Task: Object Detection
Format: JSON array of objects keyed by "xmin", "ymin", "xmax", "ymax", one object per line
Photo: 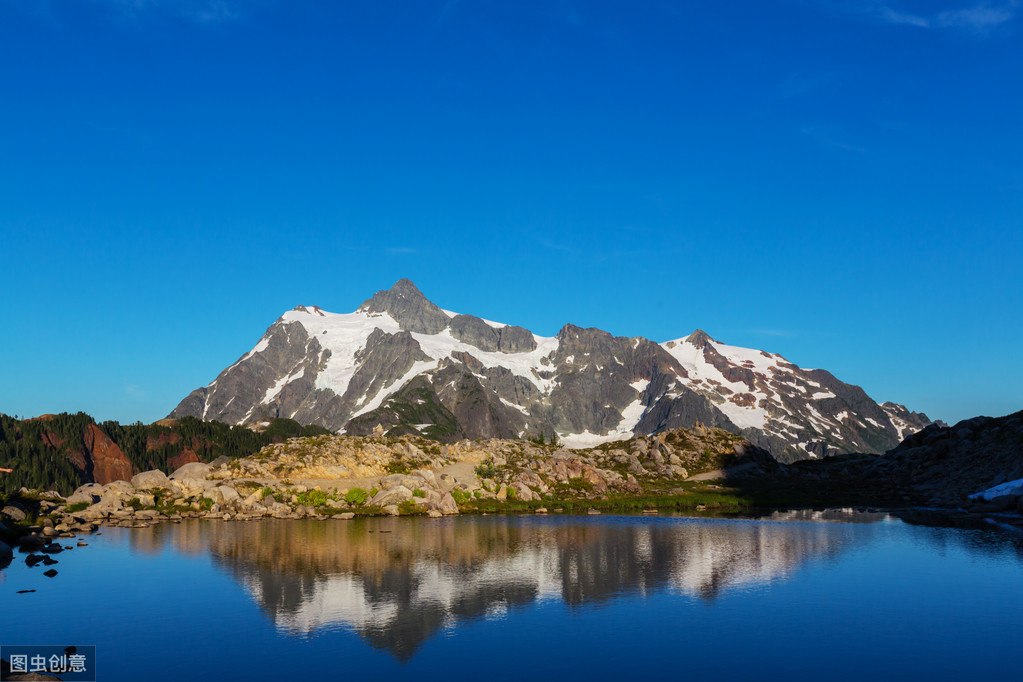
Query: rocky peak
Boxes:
[
  {"xmin": 359, "ymin": 279, "xmax": 450, "ymax": 334},
  {"xmin": 686, "ymin": 329, "xmax": 714, "ymax": 349}
]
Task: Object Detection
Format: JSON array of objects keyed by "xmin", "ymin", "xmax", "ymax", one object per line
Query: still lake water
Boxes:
[{"xmin": 2, "ymin": 512, "xmax": 1022, "ymax": 681}]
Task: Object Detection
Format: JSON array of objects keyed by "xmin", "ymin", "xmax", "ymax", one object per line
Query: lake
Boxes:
[{"xmin": 2, "ymin": 511, "xmax": 1022, "ymax": 681}]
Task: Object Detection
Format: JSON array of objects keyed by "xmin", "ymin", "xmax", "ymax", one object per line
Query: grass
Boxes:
[{"xmin": 65, "ymin": 501, "xmax": 89, "ymax": 513}]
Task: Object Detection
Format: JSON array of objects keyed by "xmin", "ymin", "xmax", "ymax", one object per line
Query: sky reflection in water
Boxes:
[{"xmin": 2, "ymin": 512, "xmax": 1022, "ymax": 681}]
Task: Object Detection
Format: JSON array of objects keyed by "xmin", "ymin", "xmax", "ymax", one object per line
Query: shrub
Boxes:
[
  {"xmin": 474, "ymin": 459, "xmax": 497, "ymax": 479},
  {"xmin": 345, "ymin": 487, "xmax": 368, "ymax": 505},
  {"xmin": 386, "ymin": 461, "xmax": 411, "ymax": 475},
  {"xmin": 412, "ymin": 488, "xmax": 425, "ymax": 498},
  {"xmin": 65, "ymin": 501, "xmax": 89, "ymax": 513},
  {"xmin": 297, "ymin": 489, "xmax": 327, "ymax": 507},
  {"xmin": 451, "ymin": 489, "xmax": 471, "ymax": 505}
]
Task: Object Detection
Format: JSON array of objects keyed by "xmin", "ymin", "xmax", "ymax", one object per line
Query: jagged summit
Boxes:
[
  {"xmin": 684, "ymin": 329, "xmax": 714, "ymax": 348},
  {"xmin": 170, "ymin": 280, "xmax": 937, "ymax": 462},
  {"xmin": 359, "ymin": 279, "xmax": 450, "ymax": 334}
]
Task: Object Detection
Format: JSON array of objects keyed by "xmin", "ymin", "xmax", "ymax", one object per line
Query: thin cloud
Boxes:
[
  {"xmin": 71, "ymin": 0, "xmax": 247, "ymax": 24},
  {"xmin": 936, "ymin": 3, "xmax": 1018, "ymax": 30},
  {"xmin": 807, "ymin": 1, "xmax": 1018, "ymax": 33},
  {"xmin": 386, "ymin": 247, "xmax": 418, "ymax": 255}
]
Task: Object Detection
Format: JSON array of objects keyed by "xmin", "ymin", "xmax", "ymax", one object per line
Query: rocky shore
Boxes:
[
  {"xmin": 0, "ymin": 426, "xmax": 771, "ymax": 548},
  {"xmin": 3, "ymin": 414, "xmax": 1022, "ymax": 567}
]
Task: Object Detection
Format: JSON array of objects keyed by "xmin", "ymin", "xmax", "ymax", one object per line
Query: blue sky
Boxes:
[{"xmin": 1, "ymin": 0, "xmax": 1020, "ymax": 427}]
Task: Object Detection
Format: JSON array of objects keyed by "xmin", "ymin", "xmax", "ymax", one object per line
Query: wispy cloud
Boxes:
[
  {"xmin": 108, "ymin": 0, "xmax": 241, "ymax": 23},
  {"xmin": 935, "ymin": 3, "xmax": 1018, "ymax": 30},
  {"xmin": 807, "ymin": 1, "xmax": 1018, "ymax": 33}
]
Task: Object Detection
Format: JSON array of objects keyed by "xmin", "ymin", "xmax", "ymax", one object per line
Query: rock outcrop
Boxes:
[{"xmin": 82, "ymin": 424, "xmax": 133, "ymax": 485}]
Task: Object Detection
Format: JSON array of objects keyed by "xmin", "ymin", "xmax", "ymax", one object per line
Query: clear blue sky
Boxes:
[{"xmin": 1, "ymin": 0, "xmax": 1020, "ymax": 427}]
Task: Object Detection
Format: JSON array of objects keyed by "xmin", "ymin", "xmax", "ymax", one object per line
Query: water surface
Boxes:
[{"xmin": 2, "ymin": 512, "xmax": 1021, "ymax": 681}]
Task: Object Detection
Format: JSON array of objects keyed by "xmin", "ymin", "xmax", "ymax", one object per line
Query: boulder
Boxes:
[
  {"xmin": 67, "ymin": 483, "xmax": 105, "ymax": 507},
  {"xmin": 382, "ymin": 504, "xmax": 401, "ymax": 516},
  {"xmin": 133, "ymin": 493, "xmax": 156, "ymax": 507},
  {"xmin": 1, "ymin": 505, "xmax": 26, "ymax": 522},
  {"xmin": 241, "ymin": 491, "xmax": 263, "ymax": 508},
  {"xmin": 103, "ymin": 480, "xmax": 134, "ymax": 494},
  {"xmin": 86, "ymin": 491, "xmax": 124, "ymax": 513},
  {"xmin": 517, "ymin": 470, "xmax": 547, "ymax": 491},
  {"xmin": 509, "ymin": 482, "xmax": 535, "ymax": 502},
  {"xmin": 170, "ymin": 462, "xmax": 211, "ymax": 480},
  {"xmin": 438, "ymin": 492, "xmax": 459, "ymax": 515},
  {"xmin": 132, "ymin": 470, "xmax": 171, "ymax": 490},
  {"xmin": 412, "ymin": 469, "xmax": 437, "ymax": 487},
  {"xmin": 0, "ymin": 540, "xmax": 12, "ymax": 559},
  {"xmin": 209, "ymin": 486, "xmax": 242, "ymax": 508},
  {"xmin": 369, "ymin": 485, "xmax": 413, "ymax": 507}
]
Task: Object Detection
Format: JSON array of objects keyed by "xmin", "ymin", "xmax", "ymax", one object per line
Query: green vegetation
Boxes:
[
  {"xmin": 412, "ymin": 488, "xmax": 425, "ymax": 498},
  {"xmin": 0, "ymin": 412, "xmax": 328, "ymax": 495},
  {"xmin": 345, "ymin": 487, "xmax": 369, "ymax": 505},
  {"xmin": 385, "ymin": 461, "xmax": 412, "ymax": 475},
  {"xmin": 295, "ymin": 489, "xmax": 328, "ymax": 507},
  {"xmin": 345, "ymin": 378, "xmax": 465, "ymax": 441},
  {"xmin": 451, "ymin": 489, "xmax": 472, "ymax": 505},
  {"xmin": 474, "ymin": 459, "xmax": 498, "ymax": 479}
]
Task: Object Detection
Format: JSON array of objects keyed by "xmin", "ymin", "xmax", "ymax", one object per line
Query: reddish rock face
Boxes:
[
  {"xmin": 168, "ymin": 448, "xmax": 200, "ymax": 470},
  {"xmin": 83, "ymin": 424, "xmax": 134, "ymax": 484},
  {"xmin": 146, "ymin": 432, "xmax": 183, "ymax": 451},
  {"xmin": 41, "ymin": 431, "xmax": 64, "ymax": 450}
]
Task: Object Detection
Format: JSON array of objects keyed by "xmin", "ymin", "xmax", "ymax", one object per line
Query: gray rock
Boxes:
[
  {"xmin": 509, "ymin": 482, "xmax": 535, "ymax": 502},
  {"xmin": 369, "ymin": 485, "xmax": 413, "ymax": 507},
  {"xmin": 131, "ymin": 470, "xmax": 171, "ymax": 490},
  {"xmin": 170, "ymin": 462, "xmax": 211, "ymax": 480},
  {"xmin": 133, "ymin": 493, "xmax": 156, "ymax": 507},
  {"xmin": 382, "ymin": 504, "xmax": 401, "ymax": 516},
  {"xmin": 209, "ymin": 486, "xmax": 242, "ymax": 508},
  {"xmin": 67, "ymin": 483, "xmax": 104, "ymax": 506},
  {"xmin": 438, "ymin": 492, "xmax": 459, "ymax": 515},
  {"xmin": 1, "ymin": 505, "xmax": 27, "ymax": 522}
]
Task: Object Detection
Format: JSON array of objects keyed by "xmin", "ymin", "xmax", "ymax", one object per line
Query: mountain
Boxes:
[
  {"xmin": 877, "ymin": 409, "xmax": 1023, "ymax": 504},
  {"xmin": 170, "ymin": 279, "xmax": 937, "ymax": 462}
]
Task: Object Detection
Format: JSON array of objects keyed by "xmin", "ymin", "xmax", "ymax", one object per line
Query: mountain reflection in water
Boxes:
[{"xmin": 130, "ymin": 513, "xmax": 893, "ymax": 660}]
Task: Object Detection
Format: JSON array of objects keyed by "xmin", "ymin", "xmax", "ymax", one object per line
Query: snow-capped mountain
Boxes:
[{"xmin": 170, "ymin": 279, "xmax": 935, "ymax": 462}]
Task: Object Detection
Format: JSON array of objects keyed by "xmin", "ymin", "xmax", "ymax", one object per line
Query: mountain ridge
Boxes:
[{"xmin": 171, "ymin": 279, "xmax": 937, "ymax": 462}]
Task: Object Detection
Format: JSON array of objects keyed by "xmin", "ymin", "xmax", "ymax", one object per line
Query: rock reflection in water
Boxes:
[{"xmin": 133, "ymin": 516, "xmax": 881, "ymax": 660}]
